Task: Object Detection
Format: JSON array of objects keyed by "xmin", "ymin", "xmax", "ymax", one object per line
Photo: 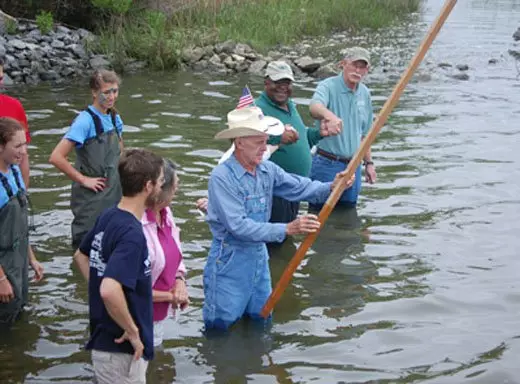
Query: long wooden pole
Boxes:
[{"xmin": 261, "ymin": 0, "xmax": 458, "ymax": 318}]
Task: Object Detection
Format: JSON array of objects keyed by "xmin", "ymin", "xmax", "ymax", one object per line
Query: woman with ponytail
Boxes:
[{"xmin": 49, "ymin": 69, "xmax": 124, "ymax": 248}]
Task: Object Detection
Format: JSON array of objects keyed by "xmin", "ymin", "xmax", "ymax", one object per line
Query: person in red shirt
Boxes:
[{"xmin": 0, "ymin": 58, "xmax": 31, "ymax": 187}]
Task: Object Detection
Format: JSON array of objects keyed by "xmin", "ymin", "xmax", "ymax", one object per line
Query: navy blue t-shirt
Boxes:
[{"xmin": 79, "ymin": 207, "xmax": 154, "ymax": 360}]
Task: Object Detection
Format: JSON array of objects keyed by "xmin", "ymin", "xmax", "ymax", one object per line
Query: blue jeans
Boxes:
[
  {"xmin": 309, "ymin": 154, "xmax": 362, "ymax": 210},
  {"xmin": 203, "ymin": 239, "xmax": 272, "ymax": 330}
]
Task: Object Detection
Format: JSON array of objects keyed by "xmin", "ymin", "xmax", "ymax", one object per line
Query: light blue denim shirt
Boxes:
[
  {"xmin": 207, "ymin": 154, "xmax": 332, "ymax": 244},
  {"xmin": 311, "ymin": 73, "xmax": 373, "ymax": 158}
]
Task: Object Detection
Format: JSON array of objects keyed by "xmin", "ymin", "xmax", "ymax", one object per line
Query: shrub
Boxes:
[{"xmin": 36, "ymin": 10, "xmax": 54, "ymax": 35}]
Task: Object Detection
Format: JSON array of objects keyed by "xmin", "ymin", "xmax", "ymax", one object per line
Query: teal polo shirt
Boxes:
[
  {"xmin": 256, "ymin": 92, "xmax": 322, "ymax": 177},
  {"xmin": 310, "ymin": 73, "xmax": 373, "ymax": 158}
]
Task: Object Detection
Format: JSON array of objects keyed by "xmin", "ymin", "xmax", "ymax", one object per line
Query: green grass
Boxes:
[
  {"xmin": 178, "ymin": 0, "xmax": 420, "ymax": 49},
  {"xmin": 95, "ymin": 0, "xmax": 420, "ymax": 70}
]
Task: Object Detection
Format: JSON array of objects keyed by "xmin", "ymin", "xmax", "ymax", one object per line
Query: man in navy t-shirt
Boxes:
[{"xmin": 74, "ymin": 148, "xmax": 164, "ymax": 384}]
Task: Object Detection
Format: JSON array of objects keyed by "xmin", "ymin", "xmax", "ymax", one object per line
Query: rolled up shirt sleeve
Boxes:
[
  {"xmin": 208, "ymin": 170, "xmax": 287, "ymax": 243},
  {"xmin": 271, "ymin": 162, "xmax": 332, "ymax": 204}
]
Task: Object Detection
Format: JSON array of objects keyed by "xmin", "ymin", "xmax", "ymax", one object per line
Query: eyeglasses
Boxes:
[{"xmin": 347, "ymin": 61, "xmax": 369, "ymax": 70}]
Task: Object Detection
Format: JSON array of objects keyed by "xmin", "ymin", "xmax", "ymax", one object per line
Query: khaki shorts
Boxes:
[{"xmin": 92, "ymin": 350, "xmax": 149, "ymax": 384}]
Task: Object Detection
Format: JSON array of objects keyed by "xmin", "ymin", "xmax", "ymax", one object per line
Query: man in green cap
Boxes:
[
  {"xmin": 255, "ymin": 61, "xmax": 340, "ymax": 226},
  {"xmin": 308, "ymin": 47, "xmax": 377, "ymax": 210}
]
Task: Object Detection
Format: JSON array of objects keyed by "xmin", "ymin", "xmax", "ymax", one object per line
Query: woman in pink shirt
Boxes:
[{"xmin": 141, "ymin": 159, "xmax": 189, "ymax": 347}]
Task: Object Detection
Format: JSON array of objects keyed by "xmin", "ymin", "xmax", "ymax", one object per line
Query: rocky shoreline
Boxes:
[
  {"xmin": 1, "ymin": 20, "xmax": 113, "ymax": 85},
  {"xmin": 2, "ymin": 18, "xmax": 515, "ymax": 86}
]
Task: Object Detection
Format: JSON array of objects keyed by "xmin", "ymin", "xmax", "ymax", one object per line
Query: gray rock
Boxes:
[
  {"xmin": 89, "ymin": 55, "xmax": 111, "ymax": 69},
  {"xmin": 13, "ymin": 51, "xmax": 27, "ymax": 60},
  {"xmin": 40, "ymin": 36, "xmax": 53, "ymax": 44},
  {"xmin": 294, "ymin": 56, "xmax": 322, "ymax": 73},
  {"xmin": 40, "ymin": 70, "xmax": 60, "ymax": 81},
  {"xmin": 54, "ymin": 50, "xmax": 72, "ymax": 59},
  {"xmin": 235, "ymin": 61, "xmax": 250, "ymax": 72},
  {"xmin": 61, "ymin": 67, "xmax": 76, "ymax": 77},
  {"xmin": 218, "ymin": 53, "xmax": 228, "ymax": 62},
  {"xmin": 182, "ymin": 47, "xmax": 204, "ymax": 63},
  {"xmin": 267, "ymin": 51, "xmax": 283, "ymax": 60},
  {"xmin": 25, "ymin": 43, "xmax": 39, "ymax": 51},
  {"xmin": 223, "ymin": 56, "xmax": 236, "ymax": 69},
  {"xmin": 456, "ymin": 64, "xmax": 469, "ymax": 71},
  {"xmin": 0, "ymin": 45, "xmax": 5, "ymax": 58},
  {"xmin": 51, "ymin": 39, "xmax": 66, "ymax": 49},
  {"xmin": 4, "ymin": 54, "xmax": 18, "ymax": 69},
  {"xmin": 30, "ymin": 60, "xmax": 41, "ymax": 73},
  {"xmin": 68, "ymin": 44, "xmax": 87, "ymax": 59},
  {"xmin": 208, "ymin": 54, "xmax": 221, "ymax": 65},
  {"xmin": 209, "ymin": 62, "xmax": 226, "ymax": 71},
  {"xmin": 125, "ymin": 60, "xmax": 147, "ymax": 72},
  {"xmin": 235, "ymin": 43, "xmax": 252, "ymax": 56},
  {"xmin": 231, "ymin": 54, "xmax": 245, "ymax": 63},
  {"xmin": 488, "ymin": 58, "xmax": 498, "ymax": 64},
  {"xmin": 18, "ymin": 59, "xmax": 30, "ymax": 68},
  {"xmin": 77, "ymin": 28, "xmax": 92, "ymax": 39},
  {"xmin": 56, "ymin": 25, "xmax": 71, "ymax": 34},
  {"xmin": 215, "ymin": 40, "xmax": 236, "ymax": 54},
  {"xmin": 9, "ymin": 39, "xmax": 27, "ymax": 50},
  {"xmin": 192, "ymin": 59, "xmax": 209, "ymax": 71},
  {"xmin": 438, "ymin": 62, "xmax": 452, "ymax": 68},
  {"xmin": 513, "ymin": 27, "xmax": 520, "ymax": 41},
  {"xmin": 248, "ymin": 59, "xmax": 267, "ymax": 75},
  {"xmin": 26, "ymin": 29, "xmax": 41, "ymax": 39},
  {"xmin": 314, "ymin": 63, "xmax": 337, "ymax": 79},
  {"xmin": 205, "ymin": 46, "xmax": 216, "ymax": 58},
  {"xmin": 450, "ymin": 73, "xmax": 469, "ymax": 81},
  {"xmin": 25, "ymin": 74, "xmax": 40, "ymax": 85}
]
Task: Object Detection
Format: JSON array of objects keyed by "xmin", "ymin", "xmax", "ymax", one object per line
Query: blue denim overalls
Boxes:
[{"xmin": 203, "ymin": 163, "xmax": 273, "ymax": 330}]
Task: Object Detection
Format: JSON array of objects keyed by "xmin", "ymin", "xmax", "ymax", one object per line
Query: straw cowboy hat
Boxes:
[{"xmin": 214, "ymin": 106, "xmax": 284, "ymax": 140}]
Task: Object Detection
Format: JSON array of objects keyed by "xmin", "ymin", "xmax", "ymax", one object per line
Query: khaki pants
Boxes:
[{"xmin": 92, "ymin": 350, "xmax": 149, "ymax": 384}]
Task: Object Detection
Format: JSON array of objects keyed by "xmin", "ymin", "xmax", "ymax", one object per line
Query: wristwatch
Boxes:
[{"xmin": 363, "ymin": 160, "xmax": 374, "ymax": 167}]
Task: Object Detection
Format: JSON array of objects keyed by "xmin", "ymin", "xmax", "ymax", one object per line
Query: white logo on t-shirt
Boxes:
[{"xmin": 89, "ymin": 232, "xmax": 106, "ymax": 277}]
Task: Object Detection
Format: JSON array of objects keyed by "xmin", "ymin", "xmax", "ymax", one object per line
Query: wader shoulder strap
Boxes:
[
  {"xmin": 84, "ymin": 107, "xmax": 105, "ymax": 139},
  {"xmin": 85, "ymin": 107, "xmax": 120, "ymax": 140},
  {"xmin": 10, "ymin": 166, "xmax": 24, "ymax": 192},
  {"xmin": 108, "ymin": 109, "xmax": 121, "ymax": 139}
]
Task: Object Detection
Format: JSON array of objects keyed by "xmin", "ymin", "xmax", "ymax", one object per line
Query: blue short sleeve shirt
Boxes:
[
  {"xmin": 0, "ymin": 165, "xmax": 25, "ymax": 209},
  {"xmin": 65, "ymin": 105, "xmax": 124, "ymax": 146},
  {"xmin": 311, "ymin": 73, "xmax": 373, "ymax": 158}
]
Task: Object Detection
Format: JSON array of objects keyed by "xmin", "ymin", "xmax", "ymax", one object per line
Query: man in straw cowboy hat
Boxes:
[
  {"xmin": 202, "ymin": 106, "xmax": 354, "ymax": 330},
  {"xmin": 309, "ymin": 47, "xmax": 377, "ymax": 210}
]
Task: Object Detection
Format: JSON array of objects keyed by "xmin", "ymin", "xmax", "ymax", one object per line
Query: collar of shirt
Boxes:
[
  {"xmin": 226, "ymin": 154, "xmax": 269, "ymax": 180},
  {"xmin": 142, "ymin": 207, "xmax": 174, "ymax": 229},
  {"xmin": 337, "ymin": 72, "xmax": 361, "ymax": 95},
  {"xmin": 259, "ymin": 91, "xmax": 295, "ymax": 115}
]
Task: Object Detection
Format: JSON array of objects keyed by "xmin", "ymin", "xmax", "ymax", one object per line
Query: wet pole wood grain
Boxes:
[{"xmin": 261, "ymin": 0, "xmax": 458, "ymax": 318}]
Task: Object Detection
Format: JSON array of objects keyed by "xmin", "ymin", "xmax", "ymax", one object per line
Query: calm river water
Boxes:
[{"xmin": 2, "ymin": 0, "xmax": 520, "ymax": 383}]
